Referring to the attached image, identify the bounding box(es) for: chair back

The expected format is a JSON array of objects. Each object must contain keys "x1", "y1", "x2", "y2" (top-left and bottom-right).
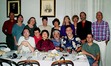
[
  {"x1": 51, "y1": 57, "x2": 74, "y2": 66},
  {"x1": 0, "y1": 58, "x2": 18, "y2": 66},
  {"x1": 18, "y1": 60, "x2": 40, "y2": 66}
]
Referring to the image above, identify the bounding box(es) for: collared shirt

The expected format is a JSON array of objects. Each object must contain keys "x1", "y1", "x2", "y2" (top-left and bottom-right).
[
  {"x1": 51, "y1": 39, "x2": 61, "y2": 47},
  {"x1": 36, "y1": 39, "x2": 55, "y2": 52},
  {"x1": 2, "y1": 20, "x2": 16, "y2": 35},
  {"x1": 92, "y1": 20, "x2": 110, "y2": 41},
  {"x1": 61, "y1": 36, "x2": 81, "y2": 50}
]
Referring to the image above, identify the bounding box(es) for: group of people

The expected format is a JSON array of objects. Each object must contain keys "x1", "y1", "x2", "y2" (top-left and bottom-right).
[{"x1": 2, "y1": 11, "x2": 110, "y2": 66}]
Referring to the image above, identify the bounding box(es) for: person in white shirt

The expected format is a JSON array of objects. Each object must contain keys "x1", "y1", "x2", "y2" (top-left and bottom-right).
[
  {"x1": 39, "y1": 16, "x2": 52, "y2": 37},
  {"x1": 17, "y1": 28, "x2": 35, "y2": 53}
]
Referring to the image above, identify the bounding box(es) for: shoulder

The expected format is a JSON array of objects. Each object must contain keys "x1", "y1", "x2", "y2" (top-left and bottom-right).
[
  {"x1": 19, "y1": 36, "x2": 24, "y2": 40},
  {"x1": 38, "y1": 25, "x2": 43, "y2": 28},
  {"x1": 103, "y1": 20, "x2": 109, "y2": 25},
  {"x1": 93, "y1": 43, "x2": 99, "y2": 47}
]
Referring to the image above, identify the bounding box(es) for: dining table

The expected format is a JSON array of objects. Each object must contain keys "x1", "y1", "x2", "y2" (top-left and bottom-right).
[{"x1": 0, "y1": 50, "x2": 90, "y2": 66}]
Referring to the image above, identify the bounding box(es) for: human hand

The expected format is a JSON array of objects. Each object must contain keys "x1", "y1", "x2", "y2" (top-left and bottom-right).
[
  {"x1": 91, "y1": 55, "x2": 96, "y2": 60},
  {"x1": 21, "y1": 41, "x2": 28, "y2": 47},
  {"x1": 92, "y1": 61, "x2": 98, "y2": 66}
]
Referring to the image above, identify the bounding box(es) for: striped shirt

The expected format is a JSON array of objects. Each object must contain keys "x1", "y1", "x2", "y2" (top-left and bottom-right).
[{"x1": 92, "y1": 20, "x2": 110, "y2": 41}]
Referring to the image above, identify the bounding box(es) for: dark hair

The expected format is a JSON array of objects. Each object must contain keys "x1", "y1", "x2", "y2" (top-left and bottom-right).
[
  {"x1": 87, "y1": 34, "x2": 93, "y2": 38},
  {"x1": 41, "y1": 30, "x2": 49, "y2": 37},
  {"x1": 17, "y1": 14, "x2": 23, "y2": 22},
  {"x1": 80, "y1": 12, "x2": 86, "y2": 17},
  {"x1": 52, "y1": 18, "x2": 60, "y2": 25},
  {"x1": 72, "y1": 15, "x2": 79, "y2": 22},
  {"x1": 33, "y1": 27, "x2": 41, "y2": 33},
  {"x1": 27, "y1": 17, "x2": 36, "y2": 24},
  {"x1": 42, "y1": 16, "x2": 48, "y2": 21},
  {"x1": 21, "y1": 28, "x2": 30, "y2": 36},
  {"x1": 65, "y1": 25, "x2": 73, "y2": 30}
]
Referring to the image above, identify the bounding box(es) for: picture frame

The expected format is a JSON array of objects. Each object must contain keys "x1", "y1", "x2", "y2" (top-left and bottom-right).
[
  {"x1": 7, "y1": 0, "x2": 21, "y2": 17},
  {"x1": 40, "y1": 0, "x2": 56, "y2": 17}
]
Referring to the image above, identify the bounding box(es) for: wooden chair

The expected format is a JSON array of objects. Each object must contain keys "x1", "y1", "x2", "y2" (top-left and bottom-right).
[
  {"x1": 0, "y1": 58, "x2": 18, "y2": 66},
  {"x1": 51, "y1": 57, "x2": 74, "y2": 66},
  {"x1": 18, "y1": 60, "x2": 40, "y2": 66}
]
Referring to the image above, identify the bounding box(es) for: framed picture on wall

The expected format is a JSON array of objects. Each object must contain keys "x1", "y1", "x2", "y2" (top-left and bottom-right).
[
  {"x1": 40, "y1": 0, "x2": 56, "y2": 17},
  {"x1": 7, "y1": 0, "x2": 21, "y2": 17}
]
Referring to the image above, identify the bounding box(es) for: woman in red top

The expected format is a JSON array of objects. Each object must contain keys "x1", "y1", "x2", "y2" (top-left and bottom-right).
[{"x1": 36, "y1": 30, "x2": 55, "y2": 52}]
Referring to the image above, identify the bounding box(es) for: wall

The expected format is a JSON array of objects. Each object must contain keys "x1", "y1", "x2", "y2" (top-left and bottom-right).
[{"x1": 0, "y1": 0, "x2": 111, "y2": 42}]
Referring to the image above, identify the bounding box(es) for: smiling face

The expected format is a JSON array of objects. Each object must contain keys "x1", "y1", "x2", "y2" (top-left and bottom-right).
[
  {"x1": 64, "y1": 17, "x2": 70, "y2": 25},
  {"x1": 18, "y1": 16, "x2": 23, "y2": 22},
  {"x1": 53, "y1": 31, "x2": 60, "y2": 40},
  {"x1": 42, "y1": 32, "x2": 48, "y2": 40},
  {"x1": 42, "y1": 19, "x2": 48, "y2": 26},
  {"x1": 54, "y1": 21, "x2": 59, "y2": 27},
  {"x1": 96, "y1": 12, "x2": 103, "y2": 21},
  {"x1": 80, "y1": 12, "x2": 86, "y2": 21},
  {"x1": 34, "y1": 30, "x2": 40, "y2": 37},
  {"x1": 66, "y1": 27, "x2": 73, "y2": 36},
  {"x1": 9, "y1": 12, "x2": 14, "y2": 20},
  {"x1": 73, "y1": 17, "x2": 79, "y2": 23},
  {"x1": 30, "y1": 18, "x2": 36, "y2": 25},
  {"x1": 23, "y1": 29, "x2": 30, "y2": 39}
]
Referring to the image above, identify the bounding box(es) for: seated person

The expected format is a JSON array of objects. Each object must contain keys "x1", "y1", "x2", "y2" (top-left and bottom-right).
[
  {"x1": 36, "y1": 30, "x2": 55, "y2": 52},
  {"x1": 33, "y1": 27, "x2": 42, "y2": 45},
  {"x1": 61, "y1": 26, "x2": 81, "y2": 53},
  {"x1": 17, "y1": 28, "x2": 35, "y2": 53},
  {"x1": 82, "y1": 34, "x2": 100, "y2": 66},
  {"x1": 51, "y1": 30, "x2": 61, "y2": 51}
]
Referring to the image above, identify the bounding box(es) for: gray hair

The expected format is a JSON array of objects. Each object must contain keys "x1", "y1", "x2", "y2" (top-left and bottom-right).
[{"x1": 52, "y1": 30, "x2": 60, "y2": 36}]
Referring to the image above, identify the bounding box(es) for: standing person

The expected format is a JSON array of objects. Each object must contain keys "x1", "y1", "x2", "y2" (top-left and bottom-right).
[
  {"x1": 39, "y1": 16, "x2": 52, "y2": 38},
  {"x1": 77, "y1": 12, "x2": 92, "y2": 44},
  {"x1": 50, "y1": 18, "x2": 61, "y2": 38},
  {"x1": 2, "y1": 12, "x2": 16, "y2": 50},
  {"x1": 24, "y1": 17, "x2": 37, "y2": 37},
  {"x1": 12, "y1": 14, "x2": 25, "y2": 50},
  {"x1": 82, "y1": 34, "x2": 100, "y2": 66},
  {"x1": 72, "y1": 15, "x2": 79, "y2": 36},
  {"x1": 17, "y1": 28, "x2": 35, "y2": 53},
  {"x1": 92, "y1": 11, "x2": 110, "y2": 66},
  {"x1": 60, "y1": 15, "x2": 75, "y2": 38}
]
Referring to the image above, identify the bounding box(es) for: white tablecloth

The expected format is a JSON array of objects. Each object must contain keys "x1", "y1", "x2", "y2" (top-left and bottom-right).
[{"x1": 1, "y1": 51, "x2": 90, "y2": 66}]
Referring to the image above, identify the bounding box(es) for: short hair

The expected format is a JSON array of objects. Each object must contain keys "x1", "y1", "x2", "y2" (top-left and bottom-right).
[
  {"x1": 41, "y1": 30, "x2": 49, "y2": 37},
  {"x1": 52, "y1": 29, "x2": 60, "y2": 36},
  {"x1": 33, "y1": 27, "x2": 41, "y2": 33},
  {"x1": 52, "y1": 18, "x2": 60, "y2": 25},
  {"x1": 87, "y1": 34, "x2": 93, "y2": 38},
  {"x1": 17, "y1": 14, "x2": 23, "y2": 22},
  {"x1": 21, "y1": 28, "x2": 30, "y2": 36},
  {"x1": 72, "y1": 15, "x2": 79, "y2": 22},
  {"x1": 65, "y1": 25, "x2": 73, "y2": 30},
  {"x1": 42, "y1": 16, "x2": 48, "y2": 21}
]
